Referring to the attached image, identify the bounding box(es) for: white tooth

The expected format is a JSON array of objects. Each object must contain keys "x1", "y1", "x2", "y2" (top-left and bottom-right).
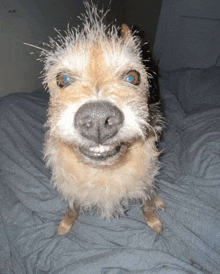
[
  {"x1": 89, "y1": 146, "x2": 112, "y2": 153},
  {"x1": 100, "y1": 145, "x2": 112, "y2": 152},
  {"x1": 95, "y1": 147, "x2": 101, "y2": 152},
  {"x1": 99, "y1": 145, "x2": 105, "y2": 153},
  {"x1": 89, "y1": 147, "x2": 99, "y2": 152}
]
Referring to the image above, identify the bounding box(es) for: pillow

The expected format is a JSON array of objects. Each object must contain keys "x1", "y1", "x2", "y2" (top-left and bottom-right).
[{"x1": 160, "y1": 66, "x2": 220, "y2": 114}]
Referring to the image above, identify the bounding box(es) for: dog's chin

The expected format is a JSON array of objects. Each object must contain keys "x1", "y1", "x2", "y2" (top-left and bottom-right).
[{"x1": 78, "y1": 143, "x2": 127, "y2": 166}]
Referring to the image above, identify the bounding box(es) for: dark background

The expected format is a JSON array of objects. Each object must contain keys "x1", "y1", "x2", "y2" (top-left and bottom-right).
[{"x1": 0, "y1": 0, "x2": 163, "y2": 97}]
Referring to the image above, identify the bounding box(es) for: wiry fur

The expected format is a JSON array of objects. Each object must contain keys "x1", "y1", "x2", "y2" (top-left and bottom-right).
[{"x1": 38, "y1": 3, "x2": 164, "y2": 229}]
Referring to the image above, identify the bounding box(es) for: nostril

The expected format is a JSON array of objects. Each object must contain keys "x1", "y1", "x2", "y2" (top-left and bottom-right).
[
  {"x1": 77, "y1": 117, "x2": 92, "y2": 128},
  {"x1": 105, "y1": 116, "x2": 121, "y2": 126},
  {"x1": 84, "y1": 121, "x2": 93, "y2": 128}
]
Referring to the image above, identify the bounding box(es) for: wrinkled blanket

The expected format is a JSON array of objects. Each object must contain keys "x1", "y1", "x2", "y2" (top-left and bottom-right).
[{"x1": 0, "y1": 67, "x2": 220, "y2": 273}]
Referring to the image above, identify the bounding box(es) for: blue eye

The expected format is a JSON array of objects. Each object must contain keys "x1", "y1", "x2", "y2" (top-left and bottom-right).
[
  {"x1": 124, "y1": 70, "x2": 140, "y2": 86},
  {"x1": 63, "y1": 75, "x2": 69, "y2": 82},
  {"x1": 56, "y1": 73, "x2": 72, "y2": 88},
  {"x1": 128, "y1": 75, "x2": 134, "y2": 83}
]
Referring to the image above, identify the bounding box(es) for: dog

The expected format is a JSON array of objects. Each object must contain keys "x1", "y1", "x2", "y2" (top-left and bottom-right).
[{"x1": 40, "y1": 2, "x2": 165, "y2": 235}]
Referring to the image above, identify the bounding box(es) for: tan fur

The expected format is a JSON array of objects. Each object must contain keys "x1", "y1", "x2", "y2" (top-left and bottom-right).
[
  {"x1": 121, "y1": 24, "x2": 132, "y2": 40},
  {"x1": 58, "y1": 205, "x2": 79, "y2": 235},
  {"x1": 45, "y1": 136, "x2": 159, "y2": 218},
  {"x1": 143, "y1": 195, "x2": 165, "y2": 233},
  {"x1": 41, "y1": 3, "x2": 165, "y2": 234}
]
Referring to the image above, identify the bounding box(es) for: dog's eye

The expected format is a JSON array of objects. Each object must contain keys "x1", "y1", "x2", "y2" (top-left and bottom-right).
[
  {"x1": 124, "y1": 70, "x2": 140, "y2": 86},
  {"x1": 56, "y1": 73, "x2": 71, "y2": 88}
]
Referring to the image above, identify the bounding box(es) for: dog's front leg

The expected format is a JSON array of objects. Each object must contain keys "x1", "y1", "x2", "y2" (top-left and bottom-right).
[
  {"x1": 143, "y1": 195, "x2": 165, "y2": 233},
  {"x1": 58, "y1": 204, "x2": 80, "y2": 235}
]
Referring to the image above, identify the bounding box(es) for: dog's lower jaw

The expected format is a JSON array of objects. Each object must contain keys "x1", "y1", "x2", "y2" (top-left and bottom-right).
[
  {"x1": 78, "y1": 142, "x2": 129, "y2": 167},
  {"x1": 75, "y1": 134, "x2": 145, "y2": 167},
  {"x1": 79, "y1": 144, "x2": 122, "y2": 162}
]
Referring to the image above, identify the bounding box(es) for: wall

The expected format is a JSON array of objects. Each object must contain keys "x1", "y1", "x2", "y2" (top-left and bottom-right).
[
  {"x1": 0, "y1": 0, "x2": 162, "y2": 97},
  {"x1": 123, "y1": 0, "x2": 162, "y2": 53},
  {"x1": 154, "y1": 0, "x2": 220, "y2": 70},
  {"x1": 0, "y1": 0, "x2": 84, "y2": 97}
]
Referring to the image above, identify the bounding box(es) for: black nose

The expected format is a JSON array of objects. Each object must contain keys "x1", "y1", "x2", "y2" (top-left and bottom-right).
[{"x1": 74, "y1": 101, "x2": 124, "y2": 144}]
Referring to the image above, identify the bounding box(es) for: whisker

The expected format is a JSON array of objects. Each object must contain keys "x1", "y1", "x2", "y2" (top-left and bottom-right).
[
  {"x1": 146, "y1": 122, "x2": 158, "y2": 141},
  {"x1": 23, "y1": 43, "x2": 48, "y2": 53}
]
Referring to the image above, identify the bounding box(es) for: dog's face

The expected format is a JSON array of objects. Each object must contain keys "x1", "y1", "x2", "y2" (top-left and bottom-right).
[{"x1": 43, "y1": 13, "x2": 151, "y2": 167}]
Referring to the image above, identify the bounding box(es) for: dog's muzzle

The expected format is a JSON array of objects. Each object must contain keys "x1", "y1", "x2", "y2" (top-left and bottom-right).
[{"x1": 74, "y1": 101, "x2": 124, "y2": 161}]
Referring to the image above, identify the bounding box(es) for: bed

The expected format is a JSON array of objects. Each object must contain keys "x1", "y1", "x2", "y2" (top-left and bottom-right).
[{"x1": 1, "y1": 2, "x2": 220, "y2": 274}]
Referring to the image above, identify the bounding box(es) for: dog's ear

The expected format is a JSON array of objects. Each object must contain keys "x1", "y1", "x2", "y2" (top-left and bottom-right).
[{"x1": 121, "y1": 24, "x2": 132, "y2": 41}]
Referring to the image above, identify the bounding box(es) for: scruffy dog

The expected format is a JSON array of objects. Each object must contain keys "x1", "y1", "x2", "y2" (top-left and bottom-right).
[{"x1": 40, "y1": 3, "x2": 165, "y2": 234}]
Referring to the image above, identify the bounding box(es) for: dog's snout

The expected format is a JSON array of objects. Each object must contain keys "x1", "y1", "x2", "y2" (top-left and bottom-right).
[{"x1": 74, "y1": 101, "x2": 124, "y2": 144}]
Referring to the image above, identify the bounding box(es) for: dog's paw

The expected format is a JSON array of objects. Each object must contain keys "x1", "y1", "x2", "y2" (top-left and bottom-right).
[
  {"x1": 145, "y1": 212, "x2": 163, "y2": 234},
  {"x1": 143, "y1": 195, "x2": 165, "y2": 233},
  {"x1": 58, "y1": 219, "x2": 73, "y2": 235},
  {"x1": 154, "y1": 195, "x2": 166, "y2": 211},
  {"x1": 57, "y1": 206, "x2": 79, "y2": 235}
]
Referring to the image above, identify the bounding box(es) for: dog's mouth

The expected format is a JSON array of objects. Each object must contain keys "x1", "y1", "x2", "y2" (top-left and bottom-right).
[{"x1": 79, "y1": 144, "x2": 122, "y2": 162}]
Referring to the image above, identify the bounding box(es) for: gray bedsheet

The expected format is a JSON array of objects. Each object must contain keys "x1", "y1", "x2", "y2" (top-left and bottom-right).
[{"x1": 0, "y1": 66, "x2": 220, "y2": 273}]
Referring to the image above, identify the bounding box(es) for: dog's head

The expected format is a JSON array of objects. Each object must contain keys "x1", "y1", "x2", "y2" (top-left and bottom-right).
[{"x1": 42, "y1": 3, "x2": 161, "y2": 167}]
